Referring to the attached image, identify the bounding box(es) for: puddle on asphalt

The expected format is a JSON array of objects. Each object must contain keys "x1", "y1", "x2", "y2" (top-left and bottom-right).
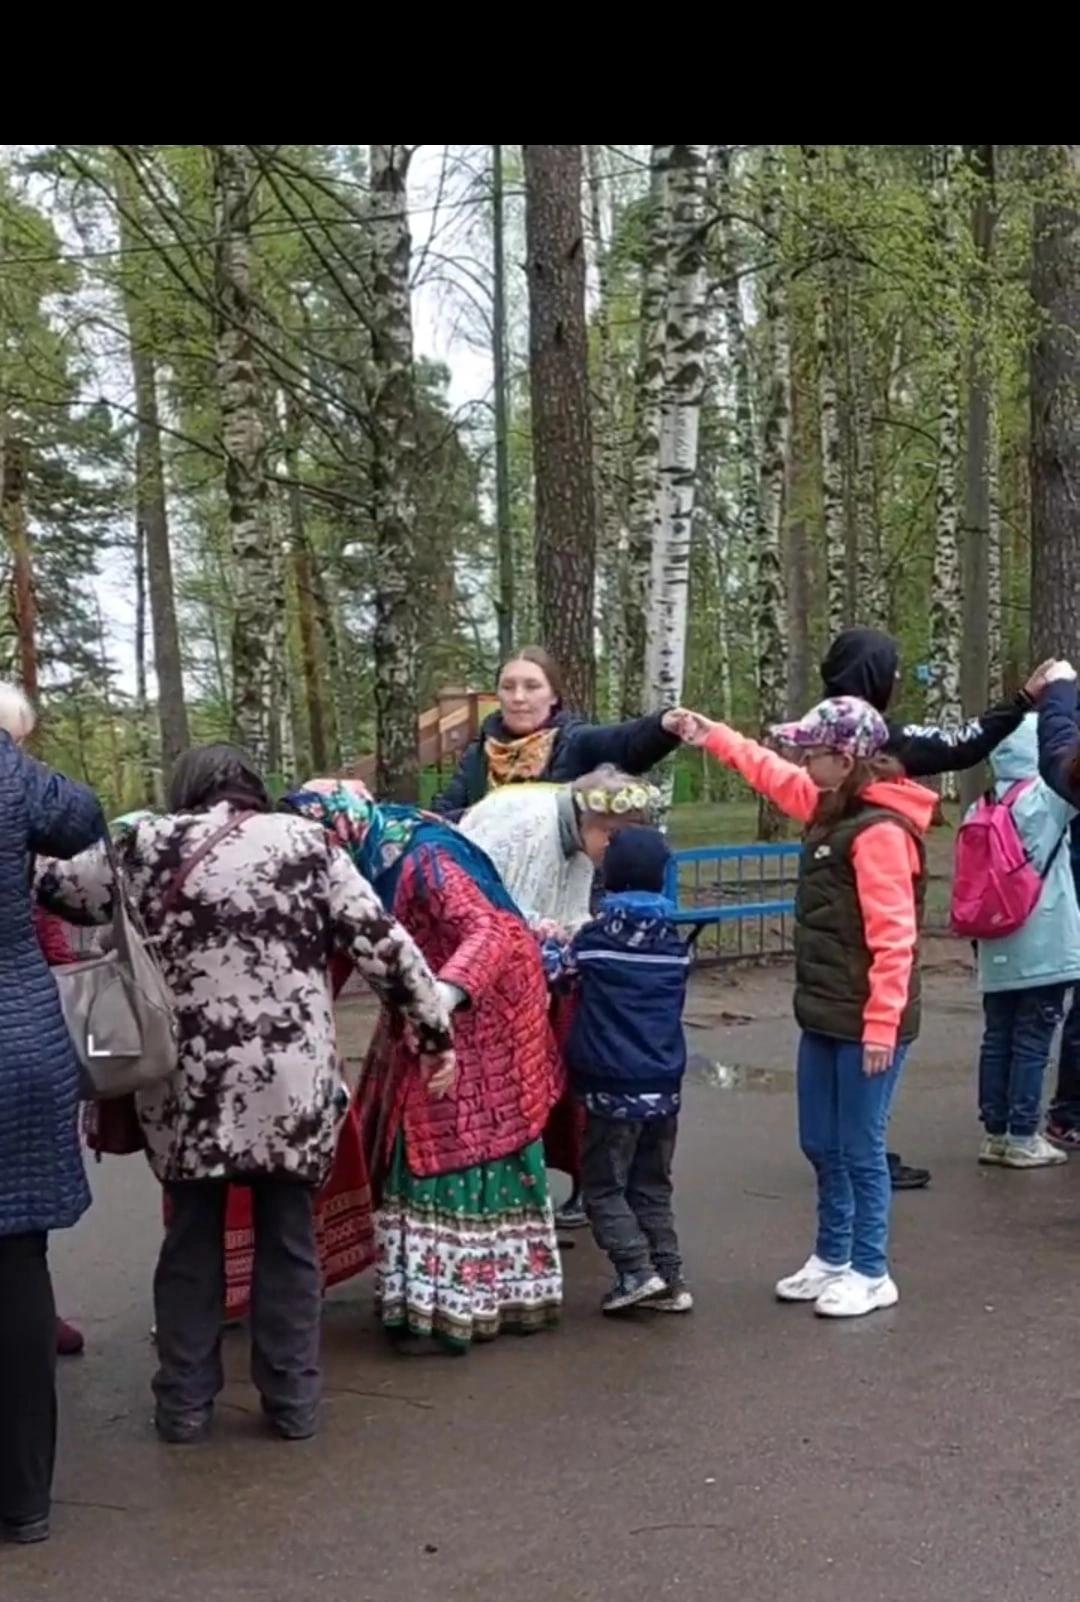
[{"x1": 686, "y1": 1052, "x2": 791, "y2": 1092}]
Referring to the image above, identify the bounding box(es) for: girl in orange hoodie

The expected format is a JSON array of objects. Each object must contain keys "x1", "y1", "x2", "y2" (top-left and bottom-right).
[{"x1": 675, "y1": 696, "x2": 936, "y2": 1318}]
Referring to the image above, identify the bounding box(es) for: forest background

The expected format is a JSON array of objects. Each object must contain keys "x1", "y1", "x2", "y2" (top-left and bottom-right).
[{"x1": 2, "y1": 144, "x2": 1078, "y2": 832}]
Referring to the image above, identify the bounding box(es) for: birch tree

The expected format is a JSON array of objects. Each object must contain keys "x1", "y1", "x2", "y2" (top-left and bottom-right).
[
  {"x1": 711, "y1": 145, "x2": 758, "y2": 661},
  {"x1": 112, "y1": 149, "x2": 190, "y2": 779},
  {"x1": 491, "y1": 143, "x2": 514, "y2": 662},
  {"x1": 369, "y1": 143, "x2": 420, "y2": 800},
  {"x1": 926, "y1": 146, "x2": 964, "y2": 792},
  {"x1": 213, "y1": 143, "x2": 274, "y2": 768},
  {"x1": 622, "y1": 148, "x2": 670, "y2": 717},
  {"x1": 1030, "y1": 144, "x2": 1080, "y2": 662},
  {"x1": 960, "y1": 144, "x2": 996, "y2": 809},
  {"x1": 986, "y1": 397, "x2": 1003, "y2": 700},
  {"x1": 644, "y1": 145, "x2": 709, "y2": 712},
  {"x1": 585, "y1": 145, "x2": 627, "y2": 715},
  {"x1": 816, "y1": 295, "x2": 846, "y2": 638},
  {"x1": 523, "y1": 144, "x2": 596, "y2": 713},
  {"x1": 754, "y1": 146, "x2": 791, "y2": 836}
]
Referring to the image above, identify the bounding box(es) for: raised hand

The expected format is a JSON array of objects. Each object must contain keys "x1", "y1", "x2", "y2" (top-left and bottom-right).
[
  {"x1": 664, "y1": 708, "x2": 718, "y2": 747},
  {"x1": 1044, "y1": 660, "x2": 1078, "y2": 686},
  {"x1": 1024, "y1": 659, "x2": 1060, "y2": 700}
]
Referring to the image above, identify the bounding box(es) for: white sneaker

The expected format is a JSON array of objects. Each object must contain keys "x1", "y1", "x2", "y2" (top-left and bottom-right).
[
  {"x1": 979, "y1": 1134, "x2": 1008, "y2": 1165},
  {"x1": 1002, "y1": 1133, "x2": 1068, "y2": 1169},
  {"x1": 775, "y1": 1254, "x2": 850, "y2": 1302},
  {"x1": 815, "y1": 1270, "x2": 899, "y2": 1319}
]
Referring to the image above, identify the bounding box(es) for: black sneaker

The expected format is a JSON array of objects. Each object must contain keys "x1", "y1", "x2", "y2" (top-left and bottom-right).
[
  {"x1": 2, "y1": 1516, "x2": 50, "y2": 1545},
  {"x1": 888, "y1": 1153, "x2": 931, "y2": 1191},
  {"x1": 264, "y1": 1408, "x2": 318, "y2": 1441},
  {"x1": 646, "y1": 1279, "x2": 694, "y2": 1314},
  {"x1": 555, "y1": 1196, "x2": 589, "y2": 1230},
  {"x1": 601, "y1": 1270, "x2": 666, "y2": 1314},
  {"x1": 154, "y1": 1409, "x2": 212, "y2": 1445}
]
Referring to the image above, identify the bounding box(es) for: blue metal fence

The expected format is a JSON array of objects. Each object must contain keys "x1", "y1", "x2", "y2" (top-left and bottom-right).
[{"x1": 664, "y1": 842, "x2": 801, "y2": 965}]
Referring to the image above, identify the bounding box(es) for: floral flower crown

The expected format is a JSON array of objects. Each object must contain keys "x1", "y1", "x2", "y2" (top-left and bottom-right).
[{"x1": 573, "y1": 781, "x2": 659, "y2": 818}]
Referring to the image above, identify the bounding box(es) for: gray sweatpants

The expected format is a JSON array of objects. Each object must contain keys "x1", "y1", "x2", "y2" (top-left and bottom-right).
[
  {"x1": 581, "y1": 1113, "x2": 681, "y2": 1281},
  {"x1": 153, "y1": 1178, "x2": 320, "y2": 1425}
]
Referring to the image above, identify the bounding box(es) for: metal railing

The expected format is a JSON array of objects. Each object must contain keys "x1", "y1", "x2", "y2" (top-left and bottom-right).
[{"x1": 665, "y1": 842, "x2": 801, "y2": 966}]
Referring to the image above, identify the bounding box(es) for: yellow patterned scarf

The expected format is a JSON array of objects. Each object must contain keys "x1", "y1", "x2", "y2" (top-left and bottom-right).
[{"x1": 485, "y1": 726, "x2": 559, "y2": 789}]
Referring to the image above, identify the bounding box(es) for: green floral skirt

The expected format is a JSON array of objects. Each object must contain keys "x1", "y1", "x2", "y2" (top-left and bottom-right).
[{"x1": 375, "y1": 1136, "x2": 562, "y2": 1350}]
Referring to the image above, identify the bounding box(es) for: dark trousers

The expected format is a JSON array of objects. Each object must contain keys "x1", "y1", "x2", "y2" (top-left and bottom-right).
[
  {"x1": 581, "y1": 1113, "x2": 681, "y2": 1280},
  {"x1": 154, "y1": 1178, "x2": 321, "y2": 1423},
  {"x1": 0, "y1": 1232, "x2": 57, "y2": 1525},
  {"x1": 978, "y1": 984, "x2": 1067, "y2": 1138},
  {"x1": 1050, "y1": 986, "x2": 1080, "y2": 1127}
]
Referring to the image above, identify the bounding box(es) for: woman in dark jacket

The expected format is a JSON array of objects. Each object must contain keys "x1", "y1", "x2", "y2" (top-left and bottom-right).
[
  {"x1": 0, "y1": 687, "x2": 105, "y2": 1545},
  {"x1": 433, "y1": 647, "x2": 681, "y2": 817}
]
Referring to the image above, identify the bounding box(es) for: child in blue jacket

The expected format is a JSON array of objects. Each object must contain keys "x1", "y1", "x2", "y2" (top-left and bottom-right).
[
  {"x1": 972, "y1": 712, "x2": 1080, "y2": 1167},
  {"x1": 565, "y1": 826, "x2": 692, "y2": 1315}
]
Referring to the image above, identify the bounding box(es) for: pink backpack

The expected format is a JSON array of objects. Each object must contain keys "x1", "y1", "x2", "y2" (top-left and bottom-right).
[{"x1": 950, "y1": 780, "x2": 1062, "y2": 939}]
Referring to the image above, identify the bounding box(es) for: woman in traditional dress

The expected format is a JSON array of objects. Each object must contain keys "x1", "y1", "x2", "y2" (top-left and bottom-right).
[
  {"x1": 458, "y1": 768, "x2": 660, "y2": 1199},
  {"x1": 285, "y1": 780, "x2": 562, "y2": 1352}
]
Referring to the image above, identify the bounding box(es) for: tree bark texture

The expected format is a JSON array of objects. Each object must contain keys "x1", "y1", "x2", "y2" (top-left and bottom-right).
[
  {"x1": 959, "y1": 145, "x2": 996, "y2": 809},
  {"x1": 816, "y1": 293, "x2": 847, "y2": 639},
  {"x1": 927, "y1": 145, "x2": 964, "y2": 770},
  {"x1": 644, "y1": 144, "x2": 709, "y2": 713},
  {"x1": 585, "y1": 144, "x2": 627, "y2": 717},
  {"x1": 213, "y1": 143, "x2": 274, "y2": 770},
  {"x1": 284, "y1": 400, "x2": 328, "y2": 777},
  {"x1": 754, "y1": 146, "x2": 791, "y2": 839},
  {"x1": 523, "y1": 144, "x2": 597, "y2": 715},
  {"x1": 1030, "y1": 145, "x2": 1080, "y2": 663},
  {"x1": 113, "y1": 149, "x2": 190, "y2": 779},
  {"x1": 370, "y1": 143, "x2": 421, "y2": 800},
  {"x1": 622, "y1": 148, "x2": 670, "y2": 718},
  {"x1": 1, "y1": 435, "x2": 36, "y2": 706},
  {"x1": 712, "y1": 145, "x2": 759, "y2": 669},
  {"x1": 491, "y1": 144, "x2": 515, "y2": 663}
]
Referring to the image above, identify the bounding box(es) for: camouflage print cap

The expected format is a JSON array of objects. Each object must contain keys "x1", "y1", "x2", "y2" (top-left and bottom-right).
[{"x1": 770, "y1": 696, "x2": 890, "y2": 758}]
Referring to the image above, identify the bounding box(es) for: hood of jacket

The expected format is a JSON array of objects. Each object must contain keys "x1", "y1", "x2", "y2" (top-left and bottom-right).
[
  {"x1": 820, "y1": 628, "x2": 899, "y2": 713},
  {"x1": 858, "y1": 776, "x2": 937, "y2": 836},
  {"x1": 988, "y1": 712, "x2": 1038, "y2": 787}
]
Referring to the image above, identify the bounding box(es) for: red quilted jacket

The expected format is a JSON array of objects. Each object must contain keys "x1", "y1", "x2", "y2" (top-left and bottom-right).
[{"x1": 389, "y1": 849, "x2": 559, "y2": 1176}]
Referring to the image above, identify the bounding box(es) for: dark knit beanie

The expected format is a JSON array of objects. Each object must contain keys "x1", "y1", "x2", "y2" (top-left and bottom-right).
[{"x1": 602, "y1": 825, "x2": 672, "y2": 895}]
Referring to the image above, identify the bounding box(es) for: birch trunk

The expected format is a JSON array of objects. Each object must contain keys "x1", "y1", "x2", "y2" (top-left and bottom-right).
[
  {"x1": 754, "y1": 146, "x2": 791, "y2": 840},
  {"x1": 712, "y1": 145, "x2": 758, "y2": 666},
  {"x1": 986, "y1": 395, "x2": 1003, "y2": 700},
  {"x1": 816, "y1": 294, "x2": 846, "y2": 638},
  {"x1": 959, "y1": 145, "x2": 996, "y2": 810},
  {"x1": 491, "y1": 144, "x2": 515, "y2": 662},
  {"x1": 369, "y1": 143, "x2": 420, "y2": 800},
  {"x1": 1030, "y1": 145, "x2": 1080, "y2": 662},
  {"x1": 213, "y1": 144, "x2": 274, "y2": 770},
  {"x1": 927, "y1": 145, "x2": 965, "y2": 791},
  {"x1": 523, "y1": 144, "x2": 597, "y2": 714},
  {"x1": 622, "y1": 148, "x2": 670, "y2": 717},
  {"x1": 113, "y1": 150, "x2": 190, "y2": 779},
  {"x1": 644, "y1": 144, "x2": 709, "y2": 713},
  {"x1": 586, "y1": 144, "x2": 627, "y2": 716},
  {"x1": 850, "y1": 316, "x2": 884, "y2": 628}
]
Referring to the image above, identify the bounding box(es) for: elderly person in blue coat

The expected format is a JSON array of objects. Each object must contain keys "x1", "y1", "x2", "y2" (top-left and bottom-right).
[{"x1": 0, "y1": 683, "x2": 105, "y2": 1545}]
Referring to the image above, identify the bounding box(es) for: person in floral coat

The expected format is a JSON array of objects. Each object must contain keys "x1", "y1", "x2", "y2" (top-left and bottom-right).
[
  {"x1": 39, "y1": 745, "x2": 454, "y2": 1445},
  {"x1": 286, "y1": 781, "x2": 563, "y2": 1352}
]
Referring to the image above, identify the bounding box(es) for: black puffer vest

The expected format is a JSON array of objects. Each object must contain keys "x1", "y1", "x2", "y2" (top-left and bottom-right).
[{"x1": 794, "y1": 805, "x2": 926, "y2": 1044}]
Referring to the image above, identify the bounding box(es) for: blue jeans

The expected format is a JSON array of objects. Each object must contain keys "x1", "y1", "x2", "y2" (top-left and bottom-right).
[
  {"x1": 1049, "y1": 986, "x2": 1080, "y2": 1128},
  {"x1": 978, "y1": 985, "x2": 1067, "y2": 1138},
  {"x1": 797, "y1": 1031, "x2": 906, "y2": 1279}
]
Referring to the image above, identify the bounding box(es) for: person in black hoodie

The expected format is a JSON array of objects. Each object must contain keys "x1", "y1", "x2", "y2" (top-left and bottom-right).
[
  {"x1": 821, "y1": 627, "x2": 1041, "y2": 1190},
  {"x1": 432, "y1": 647, "x2": 681, "y2": 819}
]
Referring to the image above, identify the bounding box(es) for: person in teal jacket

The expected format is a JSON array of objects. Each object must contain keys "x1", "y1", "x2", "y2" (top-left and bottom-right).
[{"x1": 973, "y1": 713, "x2": 1080, "y2": 1168}]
